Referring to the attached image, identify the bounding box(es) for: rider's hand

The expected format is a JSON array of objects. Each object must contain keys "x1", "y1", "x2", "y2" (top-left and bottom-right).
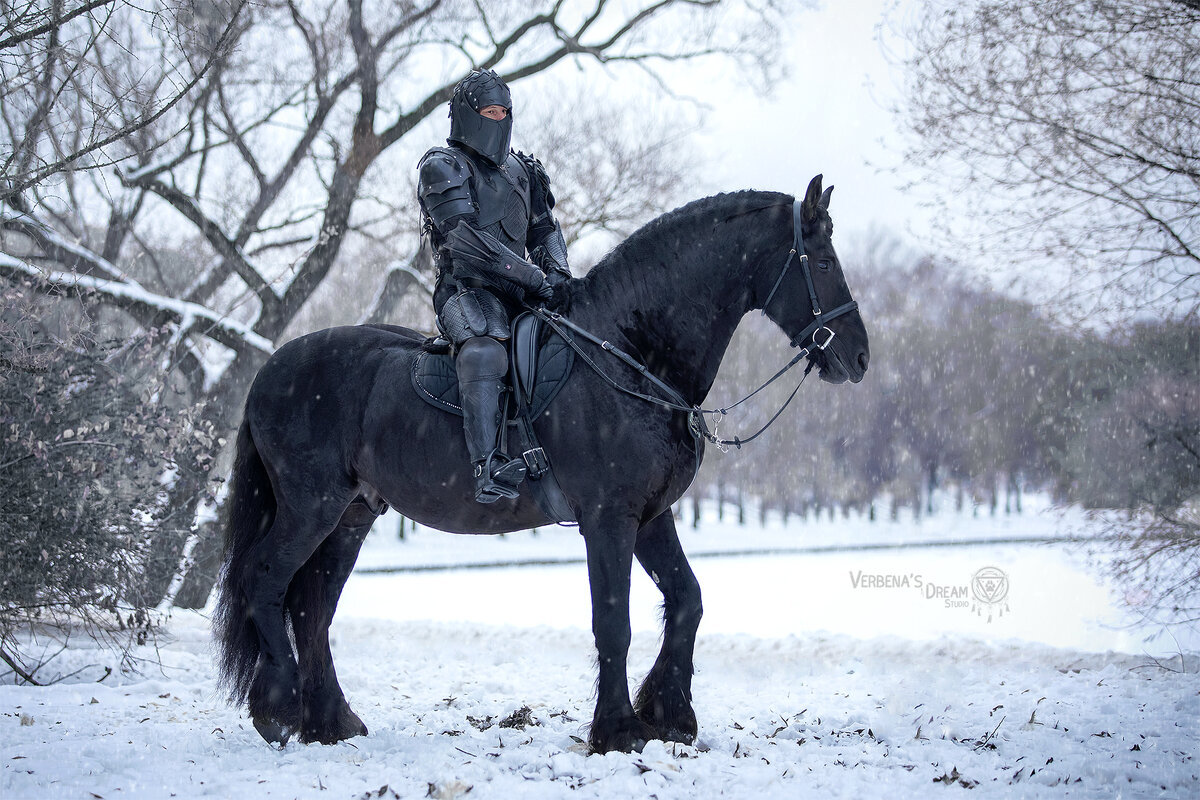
[{"x1": 533, "y1": 280, "x2": 554, "y2": 301}]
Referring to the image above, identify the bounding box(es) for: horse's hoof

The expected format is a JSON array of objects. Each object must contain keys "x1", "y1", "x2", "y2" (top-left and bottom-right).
[
  {"x1": 299, "y1": 704, "x2": 369, "y2": 745},
  {"x1": 635, "y1": 709, "x2": 697, "y2": 745},
  {"x1": 634, "y1": 688, "x2": 698, "y2": 745},
  {"x1": 253, "y1": 716, "x2": 295, "y2": 747},
  {"x1": 650, "y1": 726, "x2": 695, "y2": 746},
  {"x1": 589, "y1": 734, "x2": 647, "y2": 755},
  {"x1": 588, "y1": 717, "x2": 656, "y2": 754}
]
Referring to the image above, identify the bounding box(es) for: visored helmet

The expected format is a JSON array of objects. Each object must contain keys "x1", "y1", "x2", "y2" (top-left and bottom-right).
[{"x1": 448, "y1": 69, "x2": 513, "y2": 166}]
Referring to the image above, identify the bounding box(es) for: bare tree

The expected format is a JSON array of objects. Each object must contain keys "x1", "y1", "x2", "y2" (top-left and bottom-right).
[
  {"x1": 890, "y1": 0, "x2": 1200, "y2": 321},
  {"x1": 0, "y1": 0, "x2": 250, "y2": 198},
  {"x1": 1, "y1": 0, "x2": 789, "y2": 607}
]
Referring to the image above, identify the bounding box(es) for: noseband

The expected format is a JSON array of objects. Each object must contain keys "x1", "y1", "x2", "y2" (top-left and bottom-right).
[{"x1": 762, "y1": 201, "x2": 859, "y2": 350}]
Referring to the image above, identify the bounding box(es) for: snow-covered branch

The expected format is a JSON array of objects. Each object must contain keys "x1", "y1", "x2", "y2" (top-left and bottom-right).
[
  {"x1": 1, "y1": 202, "x2": 137, "y2": 284},
  {"x1": 0, "y1": 252, "x2": 274, "y2": 356},
  {"x1": 359, "y1": 245, "x2": 435, "y2": 325}
]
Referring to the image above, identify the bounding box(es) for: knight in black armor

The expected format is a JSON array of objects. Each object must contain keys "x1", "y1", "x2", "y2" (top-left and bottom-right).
[{"x1": 417, "y1": 69, "x2": 572, "y2": 504}]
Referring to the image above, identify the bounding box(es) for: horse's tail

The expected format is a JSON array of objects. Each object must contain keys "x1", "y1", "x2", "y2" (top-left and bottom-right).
[{"x1": 214, "y1": 414, "x2": 274, "y2": 705}]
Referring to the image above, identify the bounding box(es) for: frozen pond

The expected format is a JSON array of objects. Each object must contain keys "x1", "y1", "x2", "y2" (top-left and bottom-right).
[{"x1": 339, "y1": 505, "x2": 1198, "y2": 658}]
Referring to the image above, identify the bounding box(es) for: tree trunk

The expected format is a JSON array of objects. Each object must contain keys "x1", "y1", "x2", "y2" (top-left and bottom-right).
[
  {"x1": 172, "y1": 517, "x2": 223, "y2": 608},
  {"x1": 926, "y1": 460, "x2": 937, "y2": 515},
  {"x1": 164, "y1": 352, "x2": 267, "y2": 608}
]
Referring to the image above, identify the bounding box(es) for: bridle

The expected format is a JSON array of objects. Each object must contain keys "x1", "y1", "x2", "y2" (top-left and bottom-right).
[
  {"x1": 762, "y1": 200, "x2": 859, "y2": 351},
  {"x1": 527, "y1": 199, "x2": 859, "y2": 451}
]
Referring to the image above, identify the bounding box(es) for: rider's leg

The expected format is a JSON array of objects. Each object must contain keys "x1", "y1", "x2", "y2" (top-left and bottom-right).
[{"x1": 456, "y1": 335, "x2": 526, "y2": 503}]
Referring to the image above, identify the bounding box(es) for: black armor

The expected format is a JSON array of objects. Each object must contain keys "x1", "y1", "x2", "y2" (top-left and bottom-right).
[{"x1": 415, "y1": 69, "x2": 572, "y2": 503}]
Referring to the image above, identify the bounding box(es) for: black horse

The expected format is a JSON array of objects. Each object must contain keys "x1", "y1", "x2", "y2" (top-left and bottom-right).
[{"x1": 214, "y1": 176, "x2": 870, "y2": 754}]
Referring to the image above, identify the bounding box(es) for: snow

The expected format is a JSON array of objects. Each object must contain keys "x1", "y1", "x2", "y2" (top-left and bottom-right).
[
  {"x1": 0, "y1": 252, "x2": 275, "y2": 356},
  {"x1": 4, "y1": 501, "x2": 1198, "y2": 798},
  {"x1": 0, "y1": 203, "x2": 139, "y2": 285}
]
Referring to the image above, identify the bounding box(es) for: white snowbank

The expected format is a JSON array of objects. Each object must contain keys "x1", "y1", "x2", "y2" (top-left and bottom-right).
[
  {"x1": 2, "y1": 614, "x2": 1196, "y2": 799},
  {"x1": 3, "y1": 502, "x2": 1197, "y2": 798}
]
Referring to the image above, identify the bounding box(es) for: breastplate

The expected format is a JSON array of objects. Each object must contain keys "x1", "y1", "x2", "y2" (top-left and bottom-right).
[{"x1": 467, "y1": 152, "x2": 531, "y2": 252}]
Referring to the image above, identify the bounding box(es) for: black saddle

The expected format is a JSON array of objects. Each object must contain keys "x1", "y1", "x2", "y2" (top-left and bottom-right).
[
  {"x1": 412, "y1": 313, "x2": 576, "y2": 522},
  {"x1": 412, "y1": 313, "x2": 573, "y2": 417}
]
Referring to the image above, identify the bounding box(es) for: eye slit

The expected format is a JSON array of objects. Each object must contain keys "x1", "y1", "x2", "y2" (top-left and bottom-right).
[{"x1": 817, "y1": 259, "x2": 832, "y2": 272}]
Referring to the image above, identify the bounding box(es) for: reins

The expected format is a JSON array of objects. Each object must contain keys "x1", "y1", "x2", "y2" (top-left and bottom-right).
[
  {"x1": 526, "y1": 198, "x2": 858, "y2": 451},
  {"x1": 527, "y1": 306, "x2": 818, "y2": 450}
]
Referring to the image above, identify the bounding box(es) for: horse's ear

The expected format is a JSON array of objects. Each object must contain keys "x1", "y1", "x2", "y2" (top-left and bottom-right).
[
  {"x1": 802, "y1": 174, "x2": 824, "y2": 218},
  {"x1": 818, "y1": 185, "x2": 833, "y2": 210}
]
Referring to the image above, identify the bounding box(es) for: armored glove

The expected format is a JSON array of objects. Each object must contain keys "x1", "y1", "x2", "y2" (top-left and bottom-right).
[{"x1": 444, "y1": 221, "x2": 548, "y2": 302}]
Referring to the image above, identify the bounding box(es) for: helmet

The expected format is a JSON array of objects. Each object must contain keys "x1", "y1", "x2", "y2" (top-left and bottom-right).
[{"x1": 448, "y1": 69, "x2": 512, "y2": 166}]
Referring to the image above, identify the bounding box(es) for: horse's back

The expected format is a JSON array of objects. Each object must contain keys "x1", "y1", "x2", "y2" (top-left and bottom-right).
[{"x1": 246, "y1": 325, "x2": 423, "y2": 456}]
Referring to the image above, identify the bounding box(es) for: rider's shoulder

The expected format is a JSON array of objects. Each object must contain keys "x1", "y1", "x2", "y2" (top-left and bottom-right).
[
  {"x1": 514, "y1": 150, "x2": 550, "y2": 186},
  {"x1": 417, "y1": 147, "x2": 472, "y2": 186}
]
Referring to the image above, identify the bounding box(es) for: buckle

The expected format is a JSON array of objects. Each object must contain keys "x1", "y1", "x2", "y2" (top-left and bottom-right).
[
  {"x1": 813, "y1": 327, "x2": 836, "y2": 350},
  {"x1": 522, "y1": 447, "x2": 549, "y2": 479}
]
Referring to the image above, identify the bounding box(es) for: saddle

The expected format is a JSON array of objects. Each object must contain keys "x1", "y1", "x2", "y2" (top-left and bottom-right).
[{"x1": 412, "y1": 313, "x2": 576, "y2": 523}]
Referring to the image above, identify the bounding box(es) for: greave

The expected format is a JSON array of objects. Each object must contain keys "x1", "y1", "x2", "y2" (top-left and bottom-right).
[
  {"x1": 455, "y1": 337, "x2": 525, "y2": 502},
  {"x1": 458, "y1": 376, "x2": 505, "y2": 465}
]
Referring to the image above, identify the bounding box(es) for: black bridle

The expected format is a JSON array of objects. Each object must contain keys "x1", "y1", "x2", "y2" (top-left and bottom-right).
[
  {"x1": 528, "y1": 199, "x2": 859, "y2": 451},
  {"x1": 762, "y1": 200, "x2": 859, "y2": 350}
]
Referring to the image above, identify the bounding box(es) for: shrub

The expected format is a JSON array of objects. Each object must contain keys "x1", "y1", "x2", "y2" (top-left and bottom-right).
[{"x1": 0, "y1": 283, "x2": 213, "y2": 683}]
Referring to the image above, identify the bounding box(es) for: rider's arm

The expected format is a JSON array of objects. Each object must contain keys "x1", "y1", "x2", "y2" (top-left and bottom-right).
[
  {"x1": 520, "y1": 154, "x2": 571, "y2": 284},
  {"x1": 418, "y1": 150, "x2": 550, "y2": 302}
]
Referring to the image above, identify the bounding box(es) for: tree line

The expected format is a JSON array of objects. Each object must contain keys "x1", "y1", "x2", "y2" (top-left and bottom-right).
[{"x1": 687, "y1": 242, "x2": 1198, "y2": 532}]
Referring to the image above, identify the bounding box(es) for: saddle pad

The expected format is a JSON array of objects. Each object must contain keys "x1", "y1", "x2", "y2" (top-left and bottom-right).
[{"x1": 411, "y1": 331, "x2": 574, "y2": 418}]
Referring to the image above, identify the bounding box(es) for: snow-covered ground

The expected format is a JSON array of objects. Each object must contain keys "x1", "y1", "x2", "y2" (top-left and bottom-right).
[{"x1": 4, "y1": 500, "x2": 1198, "y2": 798}]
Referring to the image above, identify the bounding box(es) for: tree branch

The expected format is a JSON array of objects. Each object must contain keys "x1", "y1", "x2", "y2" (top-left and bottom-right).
[
  {"x1": 2, "y1": 0, "x2": 250, "y2": 199},
  {"x1": 0, "y1": 252, "x2": 274, "y2": 356}
]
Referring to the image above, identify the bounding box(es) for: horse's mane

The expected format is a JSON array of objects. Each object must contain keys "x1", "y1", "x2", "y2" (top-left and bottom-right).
[{"x1": 590, "y1": 190, "x2": 793, "y2": 278}]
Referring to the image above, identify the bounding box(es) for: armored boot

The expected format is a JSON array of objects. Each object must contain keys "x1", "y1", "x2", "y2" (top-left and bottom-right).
[{"x1": 456, "y1": 337, "x2": 527, "y2": 503}]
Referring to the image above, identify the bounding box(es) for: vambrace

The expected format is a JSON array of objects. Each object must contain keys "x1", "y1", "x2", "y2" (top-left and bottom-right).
[
  {"x1": 529, "y1": 216, "x2": 571, "y2": 281},
  {"x1": 444, "y1": 221, "x2": 548, "y2": 301}
]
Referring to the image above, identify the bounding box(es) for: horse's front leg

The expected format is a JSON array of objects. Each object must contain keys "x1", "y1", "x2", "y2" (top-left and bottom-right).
[
  {"x1": 633, "y1": 510, "x2": 701, "y2": 744},
  {"x1": 582, "y1": 521, "x2": 656, "y2": 754}
]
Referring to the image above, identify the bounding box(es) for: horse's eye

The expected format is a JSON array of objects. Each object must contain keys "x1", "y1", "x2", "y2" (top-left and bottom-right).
[{"x1": 817, "y1": 260, "x2": 832, "y2": 272}]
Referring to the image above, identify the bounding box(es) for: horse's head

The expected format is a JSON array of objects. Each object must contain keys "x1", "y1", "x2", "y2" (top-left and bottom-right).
[{"x1": 759, "y1": 175, "x2": 870, "y2": 384}]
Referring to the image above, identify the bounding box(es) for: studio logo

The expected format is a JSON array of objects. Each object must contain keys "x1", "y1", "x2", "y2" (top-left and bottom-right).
[{"x1": 971, "y1": 566, "x2": 1010, "y2": 622}]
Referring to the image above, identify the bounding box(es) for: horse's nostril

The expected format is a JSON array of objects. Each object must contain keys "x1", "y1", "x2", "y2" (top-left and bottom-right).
[{"x1": 857, "y1": 351, "x2": 869, "y2": 372}]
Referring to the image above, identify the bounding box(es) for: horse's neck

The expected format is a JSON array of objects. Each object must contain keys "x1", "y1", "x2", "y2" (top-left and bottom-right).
[{"x1": 575, "y1": 206, "x2": 782, "y2": 405}]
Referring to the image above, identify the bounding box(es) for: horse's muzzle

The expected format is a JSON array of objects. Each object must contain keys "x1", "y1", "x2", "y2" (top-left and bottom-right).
[{"x1": 816, "y1": 339, "x2": 868, "y2": 385}]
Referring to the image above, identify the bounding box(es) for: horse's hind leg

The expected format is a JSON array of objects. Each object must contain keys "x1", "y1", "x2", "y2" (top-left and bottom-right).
[
  {"x1": 243, "y1": 495, "x2": 353, "y2": 745},
  {"x1": 287, "y1": 498, "x2": 377, "y2": 744},
  {"x1": 633, "y1": 510, "x2": 702, "y2": 744}
]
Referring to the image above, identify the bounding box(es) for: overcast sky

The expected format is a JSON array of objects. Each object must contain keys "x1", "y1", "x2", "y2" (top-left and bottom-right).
[{"x1": 694, "y1": 0, "x2": 931, "y2": 247}]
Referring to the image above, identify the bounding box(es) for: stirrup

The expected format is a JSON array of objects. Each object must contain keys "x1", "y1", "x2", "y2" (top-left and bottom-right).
[
  {"x1": 472, "y1": 455, "x2": 525, "y2": 503},
  {"x1": 490, "y1": 455, "x2": 528, "y2": 488}
]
